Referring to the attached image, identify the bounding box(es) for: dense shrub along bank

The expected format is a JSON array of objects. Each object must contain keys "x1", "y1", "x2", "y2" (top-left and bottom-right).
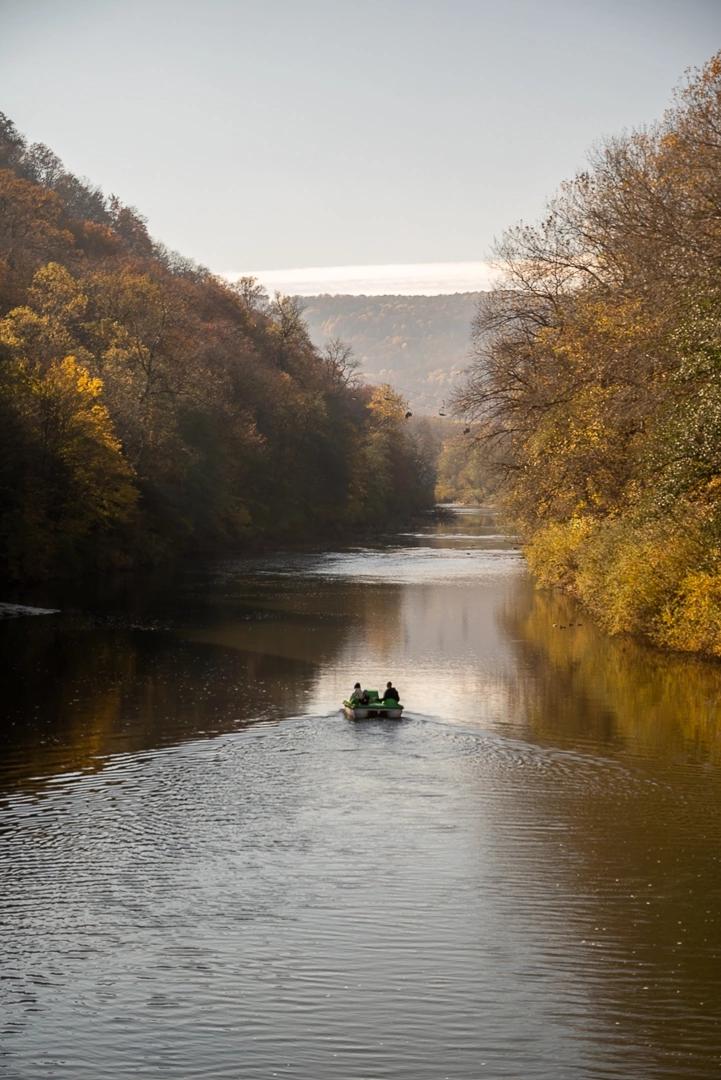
[
  {"x1": 0, "y1": 116, "x2": 434, "y2": 581},
  {"x1": 455, "y1": 54, "x2": 721, "y2": 657}
]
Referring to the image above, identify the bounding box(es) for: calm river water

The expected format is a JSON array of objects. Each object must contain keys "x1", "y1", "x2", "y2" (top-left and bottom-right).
[{"x1": 1, "y1": 507, "x2": 721, "y2": 1079}]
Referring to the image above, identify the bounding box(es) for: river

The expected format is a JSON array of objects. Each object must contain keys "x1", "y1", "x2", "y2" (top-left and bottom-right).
[{"x1": 1, "y1": 507, "x2": 720, "y2": 1079}]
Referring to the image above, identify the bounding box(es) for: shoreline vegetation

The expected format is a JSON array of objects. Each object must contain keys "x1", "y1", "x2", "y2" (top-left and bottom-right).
[
  {"x1": 0, "y1": 116, "x2": 439, "y2": 585},
  {"x1": 455, "y1": 54, "x2": 721, "y2": 659}
]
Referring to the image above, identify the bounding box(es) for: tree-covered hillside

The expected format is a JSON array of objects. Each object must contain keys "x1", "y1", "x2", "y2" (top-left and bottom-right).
[
  {"x1": 455, "y1": 54, "x2": 721, "y2": 657},
  {"x1": 0, "y1": 116, "x2": 435, "y2": 582},
  {"x1": 301, "y1": 293, "x2": 485, "y2": 414}
]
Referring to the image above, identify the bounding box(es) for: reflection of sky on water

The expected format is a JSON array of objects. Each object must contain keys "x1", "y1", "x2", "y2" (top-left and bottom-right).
[
  {"x1": 302, "y1": 545, "x2": 530, "y2": 727},
  {"x1": 180, "y1": 509, "x2": 529, "y2": 728},
  {"x1": 305, "y1": 545, "x2": 522, "y2": 584},
  {"x1": 3, "y1": 508, "x2": 721, "y2": 1080}
]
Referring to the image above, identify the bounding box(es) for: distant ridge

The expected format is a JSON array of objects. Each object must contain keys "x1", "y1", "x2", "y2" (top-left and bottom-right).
[{"x1": 301, "y1": 292, "x2": 487, "y2": 414}]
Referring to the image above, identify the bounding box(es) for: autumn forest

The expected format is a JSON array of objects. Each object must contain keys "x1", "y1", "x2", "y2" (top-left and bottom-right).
[
  {"x1": 0, "y1": 114, "x2": 435, "y2": 583},
  {"x1": 3, "y1": 53, "x2": 721, "y2": 661},
  {"x1": 455, "y1": 53, "x2": 721, "y2": 658}
]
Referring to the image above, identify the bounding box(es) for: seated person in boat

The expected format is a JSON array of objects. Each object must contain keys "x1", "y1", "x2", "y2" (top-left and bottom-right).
[
  {"x1": 350, "y1": 682, "x2": 369, "y2": 705},
  {"x1": 384, "y1": 681, "x2": 400, "y2": 703}
]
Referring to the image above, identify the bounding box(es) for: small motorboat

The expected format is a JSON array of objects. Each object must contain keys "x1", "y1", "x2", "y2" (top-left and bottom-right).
[{"x1": 342, "y1": 689, "x2": 404, "y2": 720}]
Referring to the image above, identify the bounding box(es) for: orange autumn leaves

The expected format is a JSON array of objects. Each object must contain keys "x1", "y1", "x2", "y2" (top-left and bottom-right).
[
  {"x1": 0, "y1": 116, "x2": 434, "y2": 580},
  {"x1": 455, "y1": 53, "x2": 721, "y2": 656}
]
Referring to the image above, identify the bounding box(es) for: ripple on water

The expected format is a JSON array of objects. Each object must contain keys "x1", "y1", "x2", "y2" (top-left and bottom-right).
[
  {"x1": 304, "y1": 546, "x2": 523, "y2": 584},
  {"x1": 2, "y1": 710, "x2": 716, "y2": 1080},
  {"x1": 2, "y1": 505, "x2": 720, "y2": 1080}
]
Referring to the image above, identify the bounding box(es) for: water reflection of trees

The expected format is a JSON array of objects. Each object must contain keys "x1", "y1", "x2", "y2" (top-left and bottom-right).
[
  {"x1": 0, "y1": 573, "x2": 387, "y2": 796},
  {"x1": 497, "y1": 584, "x2": 721, "y2": 1074},
  {"x1": 500, "y1": 585, "x2": 721, "y2": 764}
]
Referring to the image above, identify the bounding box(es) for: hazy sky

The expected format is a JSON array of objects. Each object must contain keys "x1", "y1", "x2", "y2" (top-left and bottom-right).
[{"x1": 2, "y1": 0, "x2": 719, "y2": 292}]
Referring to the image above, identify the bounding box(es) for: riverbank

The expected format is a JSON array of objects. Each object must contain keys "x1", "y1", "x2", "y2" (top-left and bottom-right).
[
  {"x1": 524, "y1": 510, "x2": 721, "y2": 660},
  {"x1": 452, "y1": 56, "x2": 721, "y2": 664},
  {"x1": 0, "y1": 506, "x2": 446, "y2": 616}
]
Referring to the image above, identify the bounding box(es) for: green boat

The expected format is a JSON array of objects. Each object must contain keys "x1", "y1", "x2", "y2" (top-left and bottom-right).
[{"x1": 342, "y1": 689, "x2": 404, "y2": 720}]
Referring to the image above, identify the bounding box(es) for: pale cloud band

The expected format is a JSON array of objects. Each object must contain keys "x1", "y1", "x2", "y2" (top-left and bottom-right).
[{"x1": 225, "y1": 261, "x2": 497, "y2": 297}]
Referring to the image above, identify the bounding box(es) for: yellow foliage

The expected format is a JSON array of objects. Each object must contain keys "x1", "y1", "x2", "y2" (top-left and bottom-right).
[
  {"x1": 0, "y1": 263, "x2": 93, "y2": 369},
  {"x1": 456, "y1": 52, "x2": 721, "y2": 658},
  {"x1": 658, "y1": 571, "x2": 721, "y2": 656},
  {"x1": 525, "y1": 506, "x2": 721, "y2": 658},
  {"x1": 28, "y1": 261, "x2": 88, "y2": 320},
  {"x1": 35, "y1": 354, "x2": 123, "y2": 455},
  {"x1": 525, "y1": 516, "x2": 593, "y2": 589},
  {"x1": 0, "y1": 353, "x2": 137, "y2": 577},
  {"x1": 367, "y1": 383, "x2": 408, "y2": 426},
  {"x1": 585, "y1": 525, "x2": 696, "y2": 636},
  {"x1": 434, "y1": 433, "x2": 494, "y2": 504}
]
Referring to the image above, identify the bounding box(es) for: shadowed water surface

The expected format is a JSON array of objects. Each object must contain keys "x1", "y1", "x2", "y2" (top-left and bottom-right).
[{"x1": 1, "y1": 508, "x2": 720, "y2": 1078}]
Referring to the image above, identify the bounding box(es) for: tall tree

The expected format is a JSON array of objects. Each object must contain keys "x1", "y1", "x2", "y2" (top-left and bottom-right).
[{"x1": 454, "y1": 52, "x2": 721, "y2": 655}]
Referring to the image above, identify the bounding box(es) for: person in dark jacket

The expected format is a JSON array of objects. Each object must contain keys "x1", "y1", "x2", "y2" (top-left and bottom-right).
[{"x1": 384, "y1": 681, "x2": 400, "y2": 702}]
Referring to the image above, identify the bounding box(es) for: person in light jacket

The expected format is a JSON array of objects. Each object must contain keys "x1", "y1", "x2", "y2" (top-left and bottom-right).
[{"x1": 350, "y1": 682, "x2": 368, "y2": 705}]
